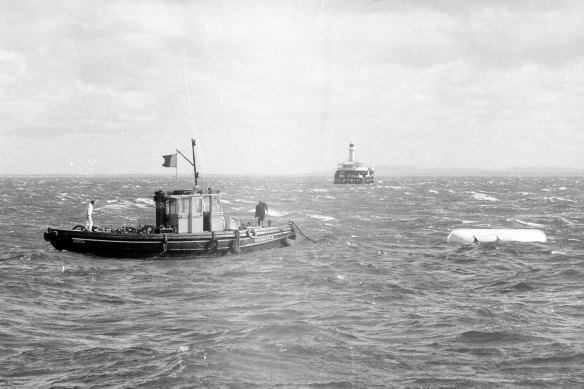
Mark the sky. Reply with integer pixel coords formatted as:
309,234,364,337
1,0,584,175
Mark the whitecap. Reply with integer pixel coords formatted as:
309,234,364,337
246,208,285,217
553,197,575,203
266,209,286,217
510,219,546,228
307,214,336,222
235,199,256,204
100,201,133,211
136,198,154,205
543,197,575,203
100,204,124,210
470,192,499,201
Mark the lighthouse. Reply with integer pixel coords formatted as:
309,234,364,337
349,143,355,163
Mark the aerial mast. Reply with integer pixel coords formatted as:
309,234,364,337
191,138,199,186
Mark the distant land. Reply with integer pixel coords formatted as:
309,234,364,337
314,166,584,177
3,166,584,177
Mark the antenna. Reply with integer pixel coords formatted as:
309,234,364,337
191,138,199,186
175,139,200,186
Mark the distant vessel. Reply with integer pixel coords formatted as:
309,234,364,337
333,143,374,184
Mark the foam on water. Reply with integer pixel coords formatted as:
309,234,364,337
266,209,286,217
469,191,500,201
509,218,547,228
306,214,336,222
544,196,575,203
135,197,154,206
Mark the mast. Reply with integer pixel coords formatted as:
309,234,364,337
191,138,199,186
175,140,199,186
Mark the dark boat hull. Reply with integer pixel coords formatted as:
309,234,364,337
44,225,296,258
333,177,374,184
333,170,374,184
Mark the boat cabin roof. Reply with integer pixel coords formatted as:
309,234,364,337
165,188,221,198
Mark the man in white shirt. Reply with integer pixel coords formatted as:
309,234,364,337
85,200,95,231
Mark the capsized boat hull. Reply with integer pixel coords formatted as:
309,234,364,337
44,225,296,258
447,228,547,244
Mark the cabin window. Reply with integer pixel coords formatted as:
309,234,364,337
179,198,190,215
212,196,222,213
203,196,211,213
191,198,202,214
169,198,177,214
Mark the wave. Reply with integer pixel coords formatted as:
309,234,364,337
469,191,499,201
266,209,286,217
458,330,532,343
508,219,546,228
4,175,584,388
306,214,336,222
234,199,256,204
543,196,575,203
98,201,134,211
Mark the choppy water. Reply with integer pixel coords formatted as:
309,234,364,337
1,175,583,388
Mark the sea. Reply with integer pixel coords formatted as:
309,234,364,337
1,175,583,388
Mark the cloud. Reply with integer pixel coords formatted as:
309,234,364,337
1,0,584,174
0,50,27,84
453,5,584,68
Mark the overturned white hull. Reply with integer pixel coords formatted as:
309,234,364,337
447,228,547,244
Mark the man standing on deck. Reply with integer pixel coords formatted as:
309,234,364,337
85,200,95,232
255,201,268,227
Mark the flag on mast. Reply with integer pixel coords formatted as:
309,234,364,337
162,154,177,168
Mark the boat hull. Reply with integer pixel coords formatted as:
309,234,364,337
447,228,547,244
333,169,374,184
333,177,374,184
44,225,296,258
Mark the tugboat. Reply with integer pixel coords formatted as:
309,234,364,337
333,143,374,184
44,140,297,258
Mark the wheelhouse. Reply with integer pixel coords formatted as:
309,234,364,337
154,188,226,233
